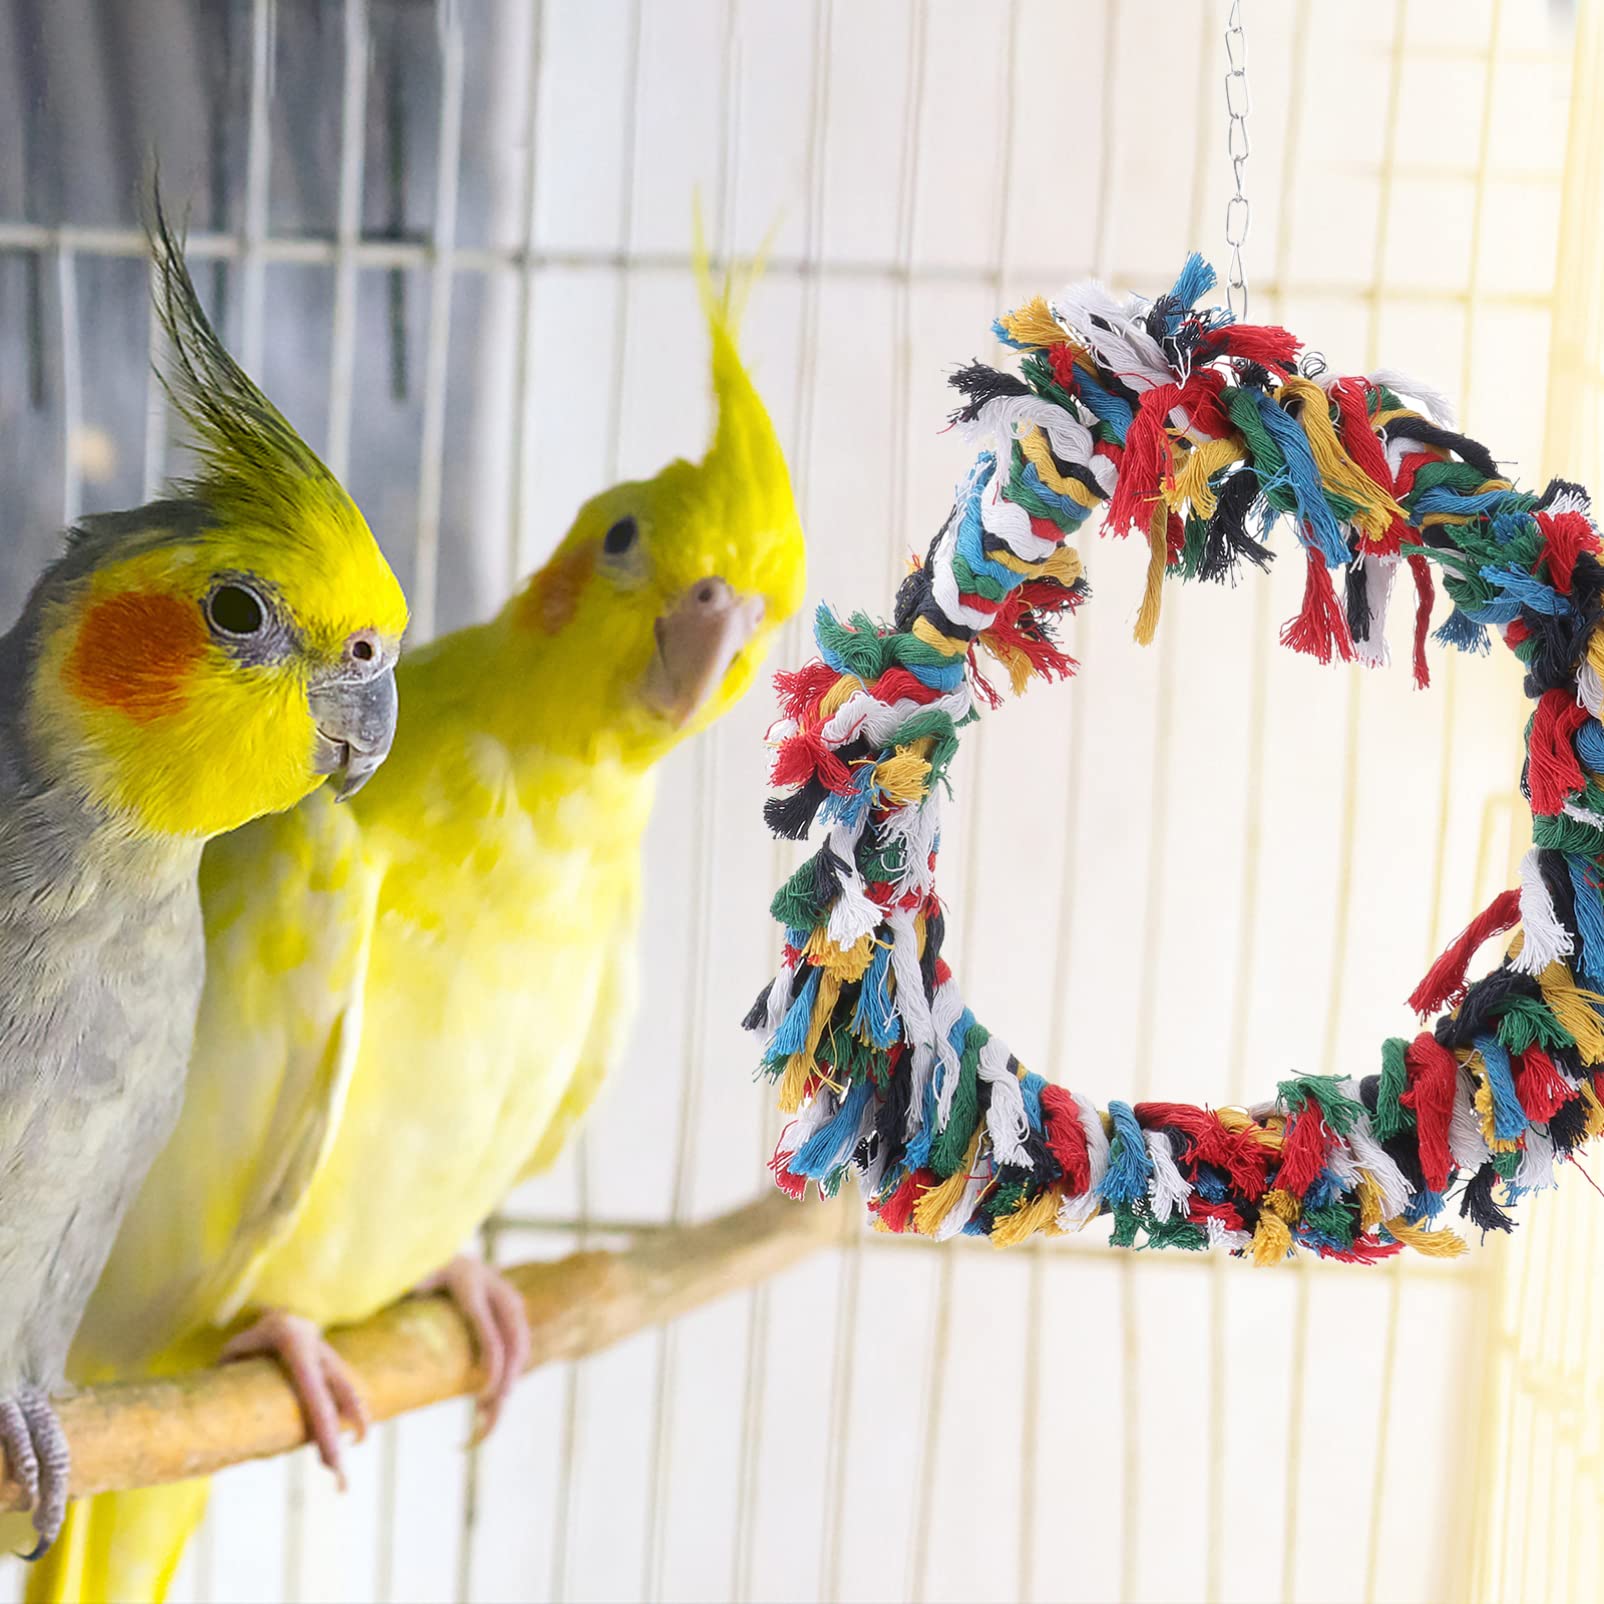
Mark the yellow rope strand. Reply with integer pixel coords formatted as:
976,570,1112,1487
1134,496,1168,645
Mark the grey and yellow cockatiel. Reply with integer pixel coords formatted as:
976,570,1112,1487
0,205,406,1554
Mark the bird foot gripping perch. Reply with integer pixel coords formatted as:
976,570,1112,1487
747,255,1604,1260
411,1256,532,1442
220,1256,533,1486
0,1388,70,1556
220,1311,369,1488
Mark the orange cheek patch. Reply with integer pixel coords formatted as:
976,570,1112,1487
65,591,209,721
520,545,594,634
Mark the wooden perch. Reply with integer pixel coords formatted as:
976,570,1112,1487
1,1192,848,1510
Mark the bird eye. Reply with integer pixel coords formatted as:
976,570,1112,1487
206,583,266,636
603,516,639,557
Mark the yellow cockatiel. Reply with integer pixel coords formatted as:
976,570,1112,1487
33,272,805,1604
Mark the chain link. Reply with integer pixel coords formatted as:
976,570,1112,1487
1223,0,1251,321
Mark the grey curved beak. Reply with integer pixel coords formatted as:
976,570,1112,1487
309,666,398,800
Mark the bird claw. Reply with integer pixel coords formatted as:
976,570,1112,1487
221,1310,368,1490
413,1255,531,1442
0,1386,70,1558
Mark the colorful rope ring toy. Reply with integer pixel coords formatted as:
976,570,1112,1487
744,255,1604,1261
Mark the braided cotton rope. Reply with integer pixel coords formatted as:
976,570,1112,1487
744,256,1604,1261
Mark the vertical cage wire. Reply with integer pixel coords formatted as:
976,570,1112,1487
822,5,934,1595
407,0,465,646
238,0,274,377
504,1,547,597
638,5,741,1596
141,254,170,502
730,4,837,1594
323,0,370,486
1016,5,1128,1593
1361,3,1506,1600
1466,10,1604,1593
1113,13,1220,1596
1204,1,1311,1587
1277,5,1412,1600
56,247,81,526
548,4,644,1599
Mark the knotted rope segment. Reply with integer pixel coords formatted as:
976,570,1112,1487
743,254,1604,1261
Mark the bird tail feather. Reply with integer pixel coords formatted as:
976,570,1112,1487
24,1480,209,1604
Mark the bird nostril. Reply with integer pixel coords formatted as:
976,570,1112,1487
696,581,718,606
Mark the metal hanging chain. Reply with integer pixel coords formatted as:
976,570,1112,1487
1224,0,1251,320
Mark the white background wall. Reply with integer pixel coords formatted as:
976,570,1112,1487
0,1,1586,1599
